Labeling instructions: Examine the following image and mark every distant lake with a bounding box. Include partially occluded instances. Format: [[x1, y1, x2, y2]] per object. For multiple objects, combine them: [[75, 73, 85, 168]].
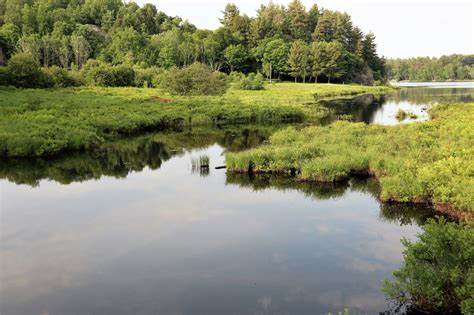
[[1, 83, 472, 314], [321, 84, 474, 125], [390, 81, 474, 88]]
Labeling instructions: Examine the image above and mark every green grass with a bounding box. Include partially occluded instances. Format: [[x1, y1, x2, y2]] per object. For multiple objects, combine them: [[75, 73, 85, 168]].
[[0, 83, 391, 157], [226, 102, 474, 215]]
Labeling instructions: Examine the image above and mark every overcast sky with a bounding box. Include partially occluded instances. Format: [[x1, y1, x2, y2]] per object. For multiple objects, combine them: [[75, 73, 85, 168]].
[[135, 0, 474, 58]]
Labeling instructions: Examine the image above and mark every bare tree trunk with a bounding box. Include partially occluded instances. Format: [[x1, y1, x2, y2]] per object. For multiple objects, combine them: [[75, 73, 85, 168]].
[[269, 63, 272, 83]]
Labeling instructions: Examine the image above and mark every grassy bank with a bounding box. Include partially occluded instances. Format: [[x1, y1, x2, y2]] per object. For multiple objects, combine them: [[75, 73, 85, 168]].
[[226, 102, 474, 218], [0, 83, 390, 157]]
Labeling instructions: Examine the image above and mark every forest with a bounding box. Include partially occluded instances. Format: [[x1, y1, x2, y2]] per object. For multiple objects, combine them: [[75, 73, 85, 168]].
[[387, 54, 474, 82], [0, 0, 387, 88]]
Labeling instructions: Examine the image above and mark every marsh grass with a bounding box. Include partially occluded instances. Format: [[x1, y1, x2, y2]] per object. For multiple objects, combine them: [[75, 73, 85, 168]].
[[0, 84, 391, 157], [226, 103, 474, 214]]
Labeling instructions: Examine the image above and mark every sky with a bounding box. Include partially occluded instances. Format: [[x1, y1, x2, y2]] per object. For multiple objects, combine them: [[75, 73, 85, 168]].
[[135, 0, 474, 58]]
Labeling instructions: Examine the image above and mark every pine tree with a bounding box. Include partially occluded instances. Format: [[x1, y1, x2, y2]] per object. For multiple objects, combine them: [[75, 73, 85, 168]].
[[288, 40, 309, 82]]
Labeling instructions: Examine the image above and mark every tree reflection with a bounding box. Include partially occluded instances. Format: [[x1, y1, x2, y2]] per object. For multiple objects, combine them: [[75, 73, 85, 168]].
[[226, 173, 443, 225], [0, 125, 282, 186]]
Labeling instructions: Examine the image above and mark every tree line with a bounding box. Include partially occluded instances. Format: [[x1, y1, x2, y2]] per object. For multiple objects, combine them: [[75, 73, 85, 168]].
[[0, 0, 387, 87], [386, 55, 474, 82]]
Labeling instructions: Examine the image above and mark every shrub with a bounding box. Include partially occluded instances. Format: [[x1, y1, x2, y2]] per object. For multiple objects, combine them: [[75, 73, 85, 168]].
[[228, 71, 245, 83], [160, 62, 229, 96], [134, 66, 164, 87], [111, 64, 135, 87], [82, 60, 135, 87], [3, 53, 46, 88], [238, 72, 265, 90], [41, 66, 80, 88], [0, 66, 8, 85], [382, 218, 474, 314]]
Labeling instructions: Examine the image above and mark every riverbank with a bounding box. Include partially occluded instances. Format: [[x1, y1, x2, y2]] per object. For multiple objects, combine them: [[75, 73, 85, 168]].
[[226, 102, 474, 220], [0, 83, 391, 157]]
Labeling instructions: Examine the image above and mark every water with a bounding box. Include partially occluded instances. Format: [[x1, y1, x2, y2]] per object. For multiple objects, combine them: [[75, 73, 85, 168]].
[[0, 85, 470, 314], [321, 85, 474, 125]]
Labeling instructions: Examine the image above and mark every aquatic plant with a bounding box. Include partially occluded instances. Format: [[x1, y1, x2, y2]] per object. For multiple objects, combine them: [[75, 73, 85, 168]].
[[226, 102, 474, 214]]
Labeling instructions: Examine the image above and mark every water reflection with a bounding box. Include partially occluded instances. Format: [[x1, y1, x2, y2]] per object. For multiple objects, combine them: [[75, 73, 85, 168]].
[[0, 125, 279, 186], [226, 173, 436, 226], [1, 142, 433, 314], [321, 87, 474, 125]]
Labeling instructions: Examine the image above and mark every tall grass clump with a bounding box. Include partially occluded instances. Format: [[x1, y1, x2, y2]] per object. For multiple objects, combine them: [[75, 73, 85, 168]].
[[226, 103, 474, 214]]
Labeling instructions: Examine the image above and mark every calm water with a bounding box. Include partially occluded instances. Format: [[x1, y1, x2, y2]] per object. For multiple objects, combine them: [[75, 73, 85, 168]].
[[321, 85, 474, 125], [0, 86, 470, 314]]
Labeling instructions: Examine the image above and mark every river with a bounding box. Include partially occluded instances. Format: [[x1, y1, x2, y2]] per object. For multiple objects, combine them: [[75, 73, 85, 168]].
[[1, 84, 472, 314]]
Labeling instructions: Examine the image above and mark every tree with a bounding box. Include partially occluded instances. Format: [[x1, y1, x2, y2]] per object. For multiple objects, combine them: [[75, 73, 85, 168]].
[[309, 42, 327, 83], [254, 38, 289, 82], [103, 27, 145, 65], [17, 34, 42, 63], [324, 41, 346, 83], [307, 4, 319, 41], [287, 0, 308, 41], [312, 10, 336, 42], [250, 3, 287, 44], [70, 35, 91, 69], [0, 23, 20, 60], [361, 32, 385, 80], [224, 44, 249, 72], [288, 40, 309, 82]]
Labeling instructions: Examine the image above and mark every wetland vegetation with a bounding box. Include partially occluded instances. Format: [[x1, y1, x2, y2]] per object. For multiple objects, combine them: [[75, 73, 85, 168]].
[[0, 83, 390, 157], [226, 102, 474, 218], [0, 0, 473, 313]]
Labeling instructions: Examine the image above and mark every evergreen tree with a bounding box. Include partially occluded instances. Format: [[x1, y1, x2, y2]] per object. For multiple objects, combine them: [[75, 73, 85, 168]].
[[288, 40, 309, 82], [286, 0, 308, 41]]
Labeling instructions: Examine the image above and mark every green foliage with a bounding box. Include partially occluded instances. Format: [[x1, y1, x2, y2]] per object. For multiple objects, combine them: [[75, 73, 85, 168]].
[[0, 83, 390, 157], [4, 52, 46, 87], [382, 218, 474, 313], [253, 38, 290, 81], [82, 60, 135, 87], [387, 54, 474, 82], [134, 66, 164, 87], [226, 102, 474, 211], [288, 40, 310, 82], [160, 63, 229, 96], [238, 73, 265, 90], [41, 66, 81, 87], [0, 0, 386, 85]]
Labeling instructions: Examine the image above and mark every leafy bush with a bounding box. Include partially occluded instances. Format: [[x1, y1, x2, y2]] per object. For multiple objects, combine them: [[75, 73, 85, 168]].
[[382, 218, 474, 314], [228, 71, 245, 83], [134, 66, 164, 87], [82, 60, 135, 87], [3, 53, 47, 88], [160, 63, 229, 96], [238, 72, 265, 90], [41, 66, 81, 88]]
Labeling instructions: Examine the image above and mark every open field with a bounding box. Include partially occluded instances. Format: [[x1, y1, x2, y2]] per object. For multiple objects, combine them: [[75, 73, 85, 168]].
[[226, 102, 474, 218], [0, 83, 391, 157]]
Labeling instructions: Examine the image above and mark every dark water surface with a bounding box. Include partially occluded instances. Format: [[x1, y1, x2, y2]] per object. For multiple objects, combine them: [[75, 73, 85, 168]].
[[0, 86, 470, 314]]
